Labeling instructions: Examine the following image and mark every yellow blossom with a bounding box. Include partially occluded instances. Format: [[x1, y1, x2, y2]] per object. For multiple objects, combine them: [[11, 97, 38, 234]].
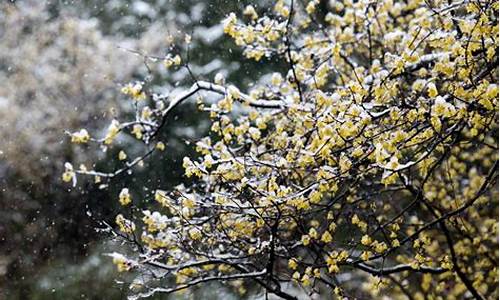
[[321, 231, 333, 243], [118, 150, 127, 161], [119, 188, 132, 206], [70, 129, 90, 144], [427, 82, 438, 98]]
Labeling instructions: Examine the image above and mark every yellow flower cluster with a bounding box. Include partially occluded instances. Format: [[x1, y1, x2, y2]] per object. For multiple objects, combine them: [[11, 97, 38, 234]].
[[65, 0, 499, 298], [115, 214, 135, 234], [110, 253, 133, 272], [118, 188, 131, 206], [104, 119, 120, 145], [163, 54, 182, 68], [142, 210, 168, 232], [61, 162, 75, 183], [121, 82, 146, 101], [70, 129, 90, 144]]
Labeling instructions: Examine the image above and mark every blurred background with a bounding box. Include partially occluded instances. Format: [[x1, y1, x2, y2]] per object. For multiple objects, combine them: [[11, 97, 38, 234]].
[[0, 0, 282, 299]]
